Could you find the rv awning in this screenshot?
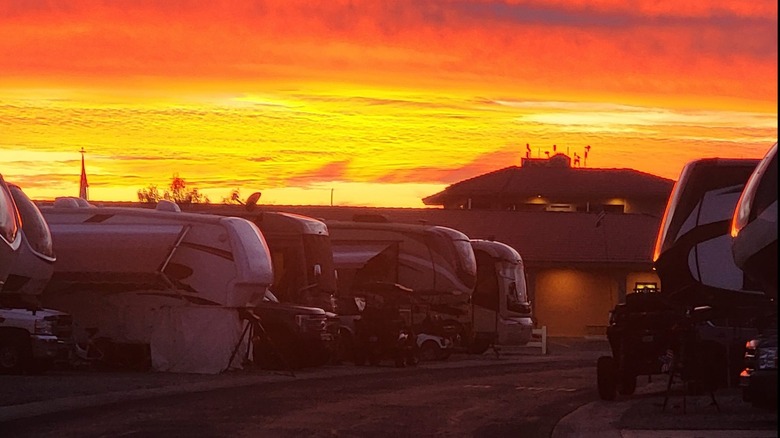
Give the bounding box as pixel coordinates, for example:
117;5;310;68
332;243;394;269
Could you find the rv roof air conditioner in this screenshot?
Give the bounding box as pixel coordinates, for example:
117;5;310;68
53;197;93;208
155;200;181;212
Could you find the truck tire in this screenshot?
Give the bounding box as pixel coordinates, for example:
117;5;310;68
0;337;31;375
597;355;618;401
419;340;440;362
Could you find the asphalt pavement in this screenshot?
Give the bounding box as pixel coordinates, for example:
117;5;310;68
1;337;776;437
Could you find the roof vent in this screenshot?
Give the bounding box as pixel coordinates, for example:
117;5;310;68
352;213;389;223
156;200;181;212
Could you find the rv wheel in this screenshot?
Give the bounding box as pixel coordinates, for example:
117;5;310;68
597;355;618;401
419;340;440;362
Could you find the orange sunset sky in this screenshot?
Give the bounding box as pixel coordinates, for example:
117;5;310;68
0;0;777;207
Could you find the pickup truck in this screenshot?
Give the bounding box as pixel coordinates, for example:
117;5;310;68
0;304;73;374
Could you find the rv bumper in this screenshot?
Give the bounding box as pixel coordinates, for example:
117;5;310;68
499;317;534;345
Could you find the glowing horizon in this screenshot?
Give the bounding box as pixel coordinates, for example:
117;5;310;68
1;1;776;208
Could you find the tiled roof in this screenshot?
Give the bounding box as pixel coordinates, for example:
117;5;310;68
268;205;661;267
422;166;674;205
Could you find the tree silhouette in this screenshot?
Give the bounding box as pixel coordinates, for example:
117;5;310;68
137;174;209;205
222;188;243;205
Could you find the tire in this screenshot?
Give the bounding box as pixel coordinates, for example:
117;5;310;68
597;355;618;401
419;340;440;362
0;338;31;375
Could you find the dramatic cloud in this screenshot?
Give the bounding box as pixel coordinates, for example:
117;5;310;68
0;0;776;206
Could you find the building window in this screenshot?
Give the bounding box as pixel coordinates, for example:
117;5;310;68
602;204;625;213
634;282;658;292
546;203;575;212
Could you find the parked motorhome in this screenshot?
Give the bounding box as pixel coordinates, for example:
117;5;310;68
470;239;533;350
242;211;337;312
39;199;276;373
731;143;778;408
0;181;72;374
325;217;479;352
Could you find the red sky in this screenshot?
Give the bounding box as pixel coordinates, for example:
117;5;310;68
0;0;776;207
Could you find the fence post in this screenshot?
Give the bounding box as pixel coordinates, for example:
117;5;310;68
529;326;548;355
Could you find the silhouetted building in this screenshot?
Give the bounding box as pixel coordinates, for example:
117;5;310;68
423;153;673;216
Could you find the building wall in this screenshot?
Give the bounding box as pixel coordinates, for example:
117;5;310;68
533;268;620;337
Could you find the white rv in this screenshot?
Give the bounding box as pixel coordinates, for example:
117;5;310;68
0;181;72;374
470;239;533;349
40;199;275;373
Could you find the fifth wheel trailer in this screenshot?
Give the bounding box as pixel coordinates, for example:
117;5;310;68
598;157;768;400
731;142;778;408
39;199;275;373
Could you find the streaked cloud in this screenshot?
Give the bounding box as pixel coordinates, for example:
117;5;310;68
0;0;776;207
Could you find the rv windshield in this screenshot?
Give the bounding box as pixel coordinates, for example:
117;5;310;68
9;185;55;261
506;264;529;303
431;227;477;290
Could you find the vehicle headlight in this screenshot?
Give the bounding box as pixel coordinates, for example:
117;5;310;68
34;319;55;335
757;346;778;370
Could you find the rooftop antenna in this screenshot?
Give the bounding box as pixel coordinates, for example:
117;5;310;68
584;145;591;167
